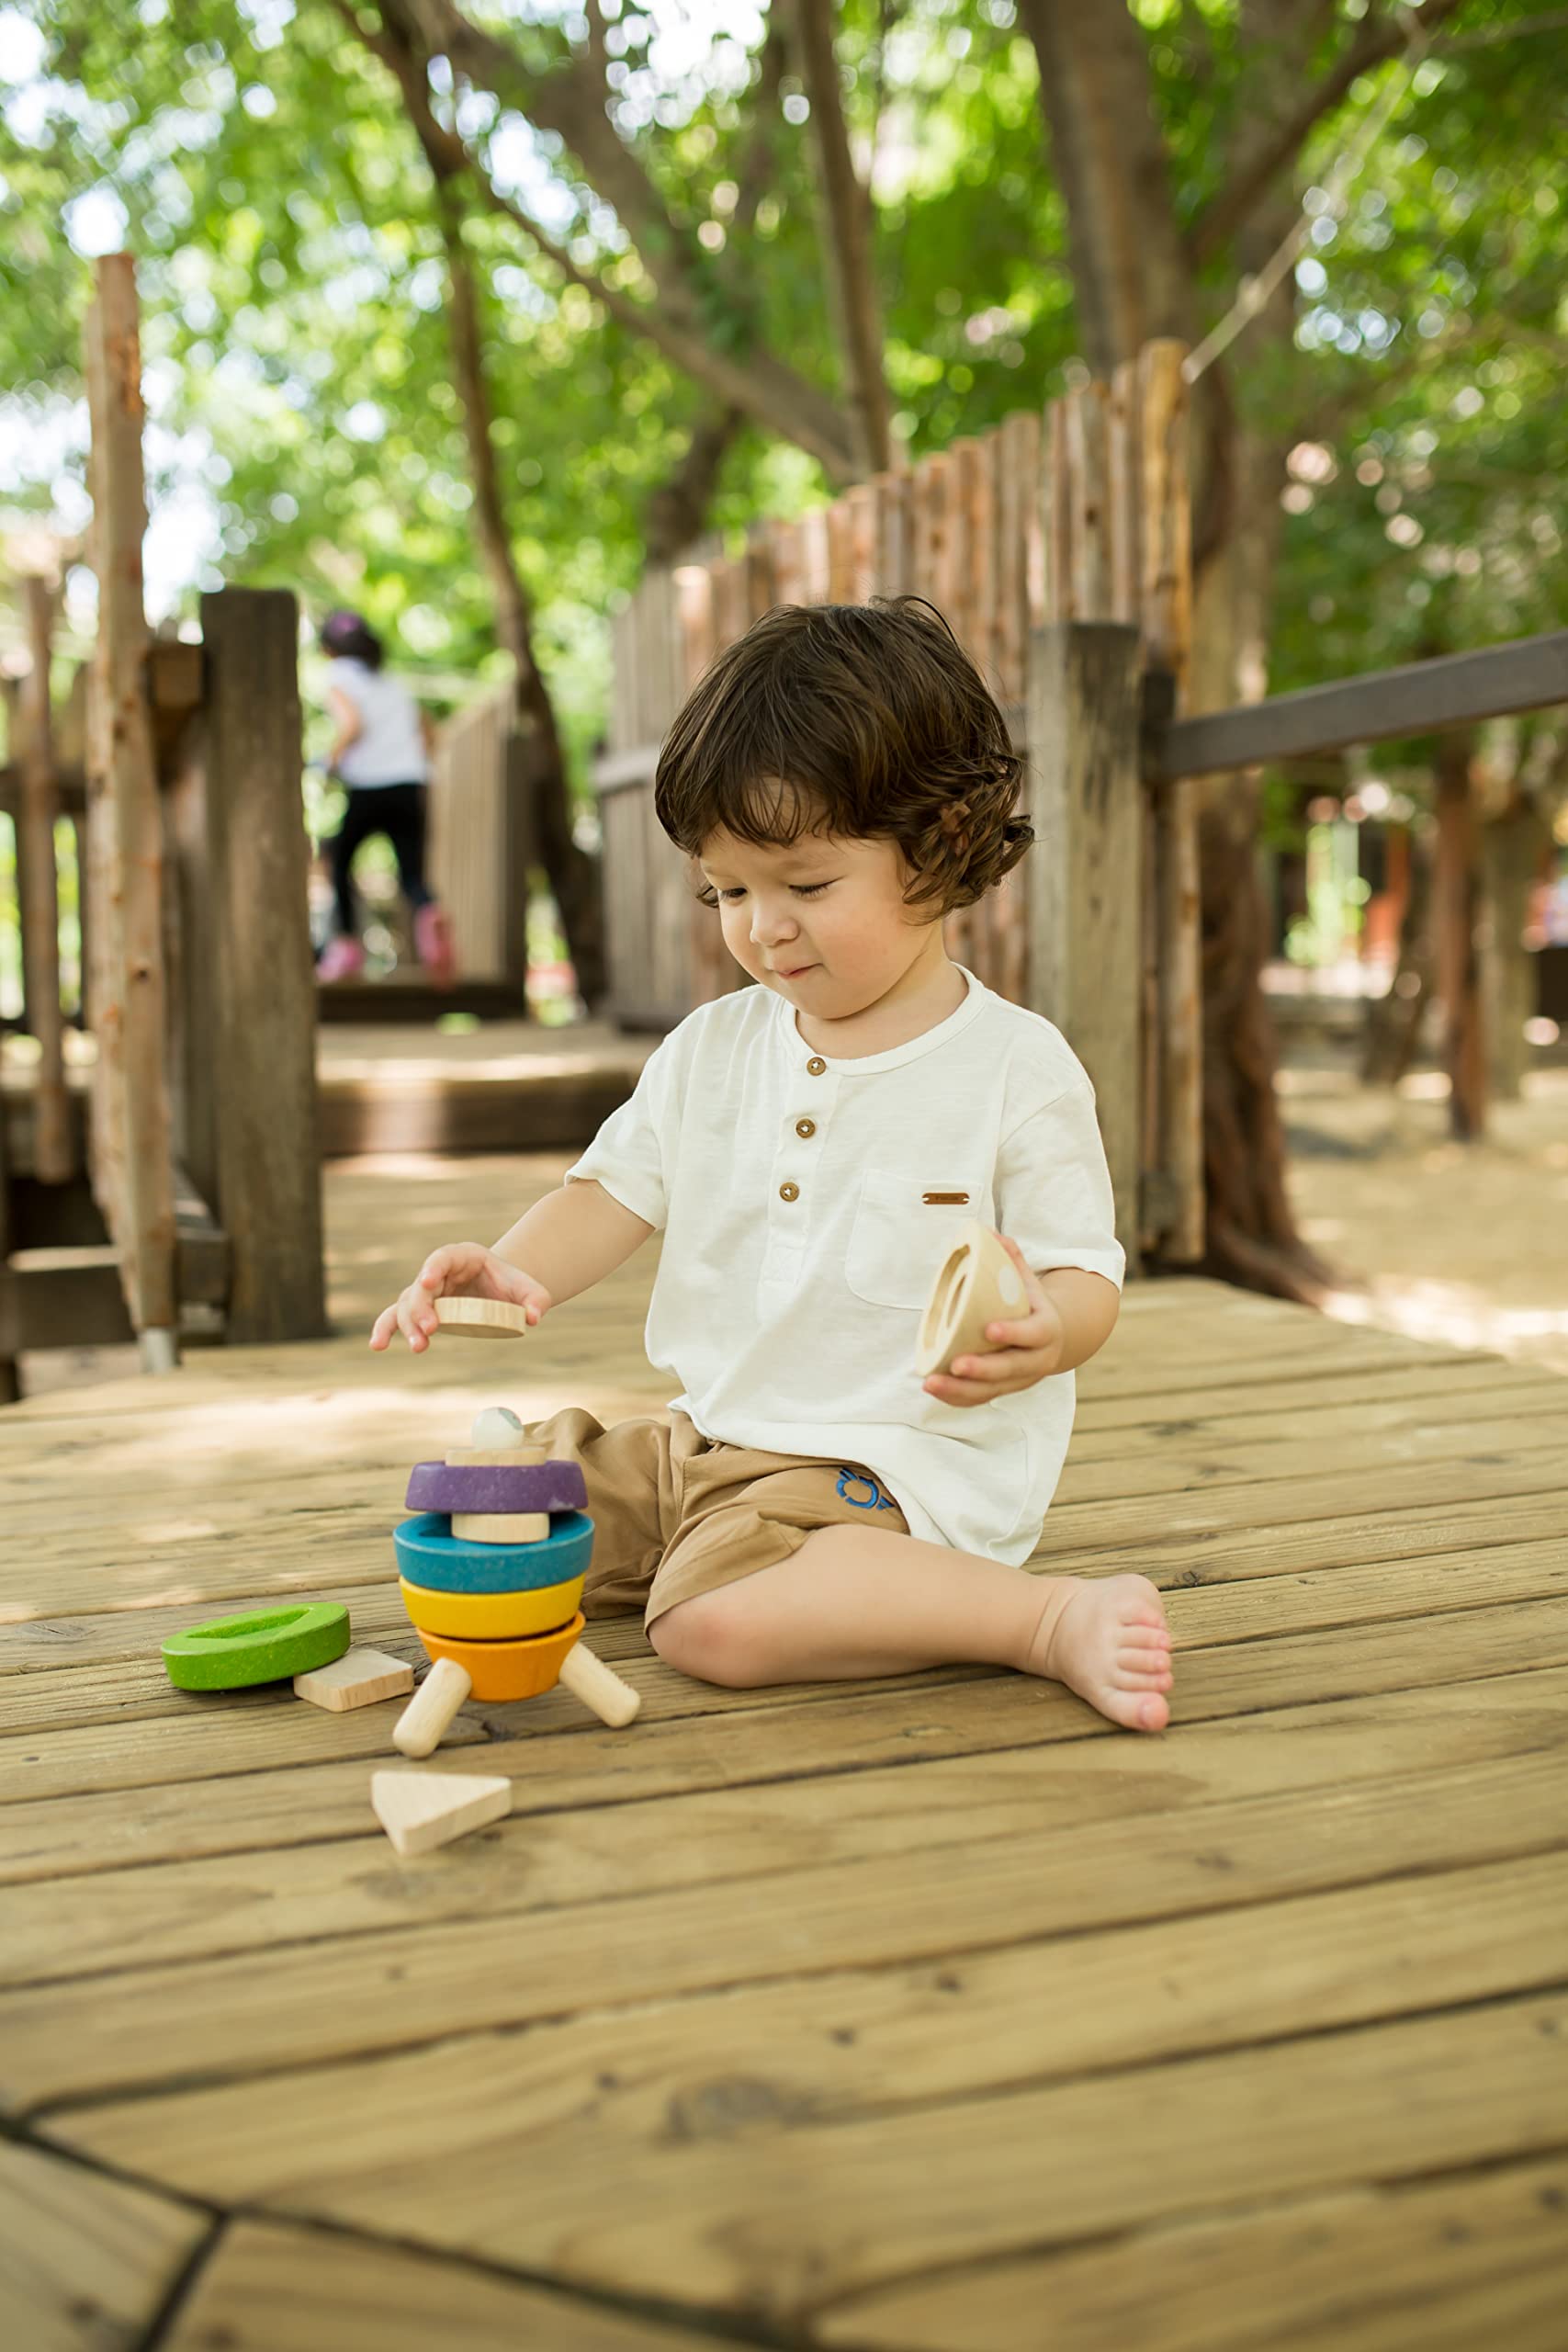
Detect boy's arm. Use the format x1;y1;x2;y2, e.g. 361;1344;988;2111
492;1179;655;1307
1036;1265;1121;1374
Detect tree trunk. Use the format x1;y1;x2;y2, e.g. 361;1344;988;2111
1433;730;1485;1140
436;189;608;1008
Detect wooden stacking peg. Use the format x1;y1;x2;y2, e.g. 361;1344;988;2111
451;1510;550;1544
558;1639;641;1728
915;1218;1031;1378
392;1655;472;1757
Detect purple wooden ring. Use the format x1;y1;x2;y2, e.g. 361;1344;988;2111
404;1458;588;1514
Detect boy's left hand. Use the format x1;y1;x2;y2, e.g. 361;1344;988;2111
921;1232;1066;1407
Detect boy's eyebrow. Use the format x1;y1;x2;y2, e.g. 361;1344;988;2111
697;849;836;876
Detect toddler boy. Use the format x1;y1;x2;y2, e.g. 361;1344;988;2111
372;598;1173;1732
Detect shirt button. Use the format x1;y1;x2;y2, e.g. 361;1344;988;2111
795;1118;817;1139
779;1182;799;1202
807;1056;827;1075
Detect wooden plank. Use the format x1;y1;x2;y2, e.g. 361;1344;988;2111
825;497;856;603
1065;380;1112;617
673;562;716;691
9;1391;1556;1636
1160;628;1568;780
845;481;876;603
873;469;913;598
798;505;831;603
824;2154;1568;2351
0;1692;491;1807
161;2217;725;2352
1024;623;1143;1260
51;1847;1568;2220
1106;358;1141;627
7;1654;1564;1889
198;588;327;1340
0;2139;209;2350
10;1655;1568;2109
17;576;72;1182
1138;340;1202;1267
11;1669;1568;1989
108;1991;1556;2330
82;254;178;1341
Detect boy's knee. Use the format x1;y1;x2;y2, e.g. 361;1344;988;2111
649;1585;768;1687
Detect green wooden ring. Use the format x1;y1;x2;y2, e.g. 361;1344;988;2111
162;1602;352;1690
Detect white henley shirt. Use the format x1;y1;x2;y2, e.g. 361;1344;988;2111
562;961;1125;1567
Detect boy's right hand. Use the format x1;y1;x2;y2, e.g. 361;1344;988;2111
369;1245;552;1353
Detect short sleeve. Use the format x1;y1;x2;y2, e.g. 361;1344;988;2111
993;1085;1126;1292
561;1043;671;1232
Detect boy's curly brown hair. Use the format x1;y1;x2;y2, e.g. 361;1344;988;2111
653;596;1034;919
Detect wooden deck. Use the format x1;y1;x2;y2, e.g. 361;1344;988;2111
4;1147;1568;2351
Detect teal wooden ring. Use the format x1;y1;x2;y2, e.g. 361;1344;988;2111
392;1510;594;1594
162;1602;351;1690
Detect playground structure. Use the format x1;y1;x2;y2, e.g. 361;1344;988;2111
3;252;1566;1384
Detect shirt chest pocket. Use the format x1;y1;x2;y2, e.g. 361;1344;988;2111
843;1168;993;1311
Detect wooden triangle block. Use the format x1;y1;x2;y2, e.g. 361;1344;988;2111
370;1769;512;1858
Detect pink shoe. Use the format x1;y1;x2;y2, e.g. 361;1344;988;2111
414;902;456;988
317;935;366;982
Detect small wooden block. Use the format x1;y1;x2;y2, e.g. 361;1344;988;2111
444;1444;549;1468
293;1645;415;1713
370;1768;512;1857
450;1510;550;1544
431;1297;531;1340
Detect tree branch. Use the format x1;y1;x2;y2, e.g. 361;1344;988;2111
1188;0;1472;266
784;0;891;476
377;0;860;478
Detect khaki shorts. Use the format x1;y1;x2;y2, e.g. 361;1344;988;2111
511;1405;911;1629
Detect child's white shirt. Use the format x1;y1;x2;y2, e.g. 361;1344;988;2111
562;962;1124;1566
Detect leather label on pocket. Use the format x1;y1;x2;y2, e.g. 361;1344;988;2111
921;1191;970;1205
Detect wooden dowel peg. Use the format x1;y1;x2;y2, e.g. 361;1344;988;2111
558;1639;641;1728
393;1656;472;1757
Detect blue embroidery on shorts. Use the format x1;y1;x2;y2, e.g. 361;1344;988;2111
837;1468;897;1513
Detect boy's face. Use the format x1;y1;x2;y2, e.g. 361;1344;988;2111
697;815;944;1009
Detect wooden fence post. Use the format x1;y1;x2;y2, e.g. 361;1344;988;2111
1138;338;1203;1266
83;252;178;1363
1024;623;1144;1270
197;588;328;1341
18;577;73;1182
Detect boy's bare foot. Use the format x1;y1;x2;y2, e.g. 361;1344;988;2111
1026;1572;1173;1733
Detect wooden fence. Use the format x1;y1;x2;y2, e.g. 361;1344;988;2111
0;254;326;1386
427;679;535;991
592;344;1202;1275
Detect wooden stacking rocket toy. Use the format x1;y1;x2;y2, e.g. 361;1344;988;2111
391;1404;640;1757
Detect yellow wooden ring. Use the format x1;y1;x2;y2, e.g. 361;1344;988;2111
418;1613;584;1702
399;1574;583;1642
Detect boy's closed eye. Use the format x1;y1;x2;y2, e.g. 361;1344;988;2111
715;882;833;901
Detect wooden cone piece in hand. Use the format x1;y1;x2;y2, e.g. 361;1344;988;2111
915;1219;1031;1378
392;1655;472;1757
558;1637;640;1728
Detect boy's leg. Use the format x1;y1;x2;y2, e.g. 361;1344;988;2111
649;1521;1174;1734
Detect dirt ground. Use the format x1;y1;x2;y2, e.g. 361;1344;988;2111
1277;1051;1568;1376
